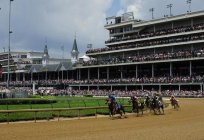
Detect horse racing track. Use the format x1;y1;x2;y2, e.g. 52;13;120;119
0;98;204;140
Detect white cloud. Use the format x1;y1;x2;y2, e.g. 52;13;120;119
119;0;143;19
117;0;204;20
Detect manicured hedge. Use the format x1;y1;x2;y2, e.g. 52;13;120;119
0;98;57;105
83;94;93;97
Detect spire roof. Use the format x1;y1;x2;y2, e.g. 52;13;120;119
71;38;79;53
44;44;49;55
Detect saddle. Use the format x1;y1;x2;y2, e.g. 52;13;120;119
115;104;121;111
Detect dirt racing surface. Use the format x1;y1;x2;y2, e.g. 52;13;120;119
0;98;204;140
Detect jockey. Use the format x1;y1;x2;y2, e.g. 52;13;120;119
108;94;120;111
108;94;116;103
130;95;138;101
170;95;178;104
170;95;175;101
145;95;150;100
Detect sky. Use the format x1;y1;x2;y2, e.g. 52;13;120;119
0;0;204;59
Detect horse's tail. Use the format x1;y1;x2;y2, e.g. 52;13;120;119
120;104;125;114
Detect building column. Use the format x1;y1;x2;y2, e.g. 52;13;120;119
67;71;69;80
191;44;194;52
23;73;25;82
88;68;90;80
159;85;161;93
78;69;81;80
178;85;181;92
45;71;47;81
120;67;123;79
153;25;156;32
171;22;174;29
16;73;18;81
107;67;109;80
191;18;194;26
152;64;154;78
200;84;203;93
76;70;78;80
170;63;172;77
38;73;39;81
98;67;100;80
125;85;127;91
62;70;64;80
135;65;138;79
58;71;59;81
31;72;33;82
190;61;192;76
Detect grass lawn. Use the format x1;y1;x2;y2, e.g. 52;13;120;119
0;96;132;122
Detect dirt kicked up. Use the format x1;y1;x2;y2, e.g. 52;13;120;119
0;98;204;140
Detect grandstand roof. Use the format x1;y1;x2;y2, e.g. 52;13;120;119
28;62;73;73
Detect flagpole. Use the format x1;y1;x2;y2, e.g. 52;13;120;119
7;0;14;88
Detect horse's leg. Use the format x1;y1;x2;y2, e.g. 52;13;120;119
153;108;157;115
162;106;164;114
177;103;180;109
136;108;139;116
108;108;112;117
122;106;125;115
141;107;143;115
120;110;123;118
158;107;161;114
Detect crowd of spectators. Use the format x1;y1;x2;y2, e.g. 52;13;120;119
1;75;204;86
86;23;204;54
0;55;11;60
105;23;204;44
65;76;204;84
83;48;204;66
14;61;31;65
1;86;203;98
23;89;204;98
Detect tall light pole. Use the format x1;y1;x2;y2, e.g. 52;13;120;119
7;0;14;88
61;45;64;59
187;0;192;13
149;8;154;19
167;4;173;16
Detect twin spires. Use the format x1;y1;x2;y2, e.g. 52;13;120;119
41;36;79;65
42;44;49;66
71;37;79;64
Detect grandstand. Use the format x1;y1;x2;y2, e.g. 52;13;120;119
72;10;204;97
1;10;204;98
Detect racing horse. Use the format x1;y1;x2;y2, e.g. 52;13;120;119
105;98;125;118
129;96;144;116
170;98;180;110
152;97;164;114
146;97;164;115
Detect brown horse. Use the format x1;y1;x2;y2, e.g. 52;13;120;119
105;99;125;118
129;97;144;116
170;98;180;110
